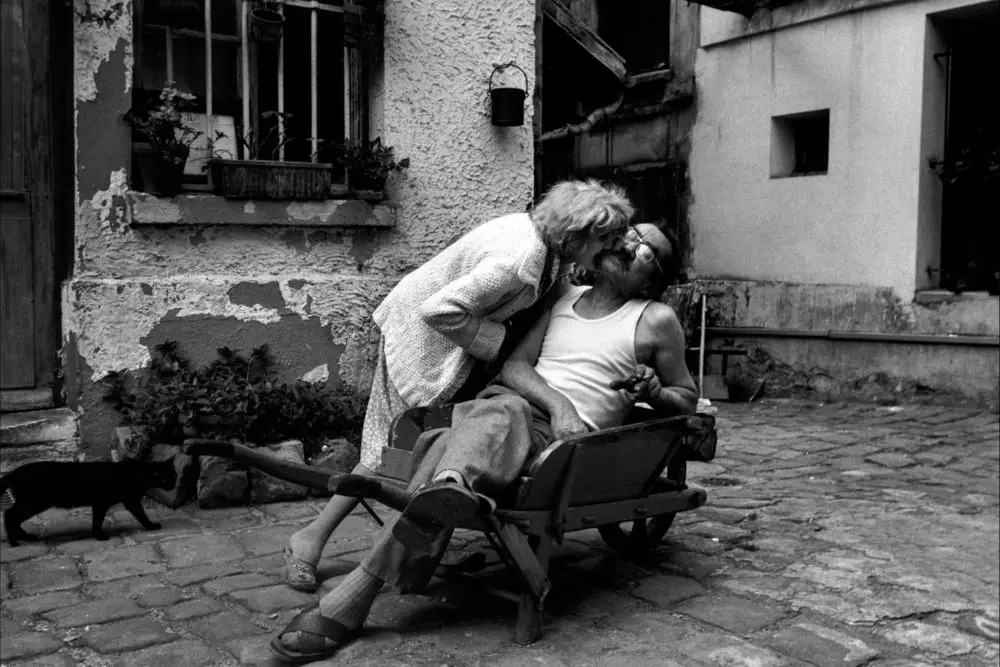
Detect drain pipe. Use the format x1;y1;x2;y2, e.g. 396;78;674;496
706;327;1000;348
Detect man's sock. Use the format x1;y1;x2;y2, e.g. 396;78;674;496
281;565;384;651
318;565;384;630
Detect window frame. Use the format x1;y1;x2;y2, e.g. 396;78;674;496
131;0;379;196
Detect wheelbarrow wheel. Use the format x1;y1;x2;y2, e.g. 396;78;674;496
598;513;676;554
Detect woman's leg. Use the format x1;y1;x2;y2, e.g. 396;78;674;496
284;336;404;582
286;462;375;566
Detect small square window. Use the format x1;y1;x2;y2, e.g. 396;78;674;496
770;109;830;178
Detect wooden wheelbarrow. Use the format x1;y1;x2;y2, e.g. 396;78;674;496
185;406;717;644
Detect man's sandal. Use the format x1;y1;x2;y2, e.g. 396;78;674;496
269;604;356;663
392;479;484;548
282;548;318;593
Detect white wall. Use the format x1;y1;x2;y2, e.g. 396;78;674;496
689;0;983;299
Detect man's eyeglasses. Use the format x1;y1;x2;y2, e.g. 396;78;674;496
625;227;664;274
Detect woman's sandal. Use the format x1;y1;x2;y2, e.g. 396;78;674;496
269;604;355;663
282;547;318;593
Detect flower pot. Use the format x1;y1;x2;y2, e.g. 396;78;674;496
210;159;333;199
133;144;189;197
249;8;285;43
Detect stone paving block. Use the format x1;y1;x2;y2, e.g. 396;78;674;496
136;585;185;608
129;516;202;543
190;506;261;532
0;562;9;599
710;497;777;510
51;536;125;556
0;631;63;662
109;638;224;667
201;572;280;596
675;629;795;666
687;521;753;541
632;575;704;607
866;452;916;468
163;560;243;586
958;612;1000;642
42;597;145;628
85;574;165;600
656;549;726;582
695;506;754;525
676;593;787;635
187;610;268;643
225;634;281;666
82;616;178;653
256;500;319;522
232;523;299;556
879;620;980;657
565;555;656;588
10;556;82;594
83;544;165;581
0;590;85;617
159;533;245;568
229;584;315;613
241;551;288;574
3;652;77;667
164;597;225;621
767;622;879;667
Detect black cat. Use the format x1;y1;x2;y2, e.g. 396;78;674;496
0;459;177;546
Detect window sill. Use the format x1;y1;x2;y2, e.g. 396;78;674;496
770;171;828;179
915;290;999;305
131;193;397;228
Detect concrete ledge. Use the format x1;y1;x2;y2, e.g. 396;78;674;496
1;408;79;446
131;194;398;228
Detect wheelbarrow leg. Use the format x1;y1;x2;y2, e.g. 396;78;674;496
487;518;553;645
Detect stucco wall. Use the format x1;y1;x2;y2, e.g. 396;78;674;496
65;0;534;458
689;0;981;299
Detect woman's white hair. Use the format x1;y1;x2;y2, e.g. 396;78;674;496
530;179;634;258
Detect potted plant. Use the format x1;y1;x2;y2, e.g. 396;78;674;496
126;84;202;197
336;137;410;199
209;111;335;199
249;0;285;43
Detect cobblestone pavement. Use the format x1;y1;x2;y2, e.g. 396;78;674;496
1;399;998;666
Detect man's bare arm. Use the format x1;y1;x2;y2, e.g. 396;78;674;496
631;303;699;416
497;287;590;437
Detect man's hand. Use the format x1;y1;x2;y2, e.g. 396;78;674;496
550;400;590;440
611;364;664;403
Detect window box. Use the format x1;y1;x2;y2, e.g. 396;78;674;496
209;159;335;200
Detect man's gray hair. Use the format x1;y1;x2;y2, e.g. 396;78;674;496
530;180;634;258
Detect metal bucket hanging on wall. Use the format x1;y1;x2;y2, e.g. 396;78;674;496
489;62;528;127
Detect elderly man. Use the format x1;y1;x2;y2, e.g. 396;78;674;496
271;223;698;663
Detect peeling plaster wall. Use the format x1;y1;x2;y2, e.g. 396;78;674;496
66;0;534;458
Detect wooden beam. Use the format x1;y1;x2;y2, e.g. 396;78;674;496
624;67;674;88
541;0;626;83
537;92;623;143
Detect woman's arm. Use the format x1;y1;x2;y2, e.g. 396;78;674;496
419;258;525;362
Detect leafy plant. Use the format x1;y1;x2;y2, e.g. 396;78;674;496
103;341;364;459
335;137;410;189
212;111;335;163
125;83;204;164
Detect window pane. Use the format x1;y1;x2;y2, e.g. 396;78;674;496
144;0;238;35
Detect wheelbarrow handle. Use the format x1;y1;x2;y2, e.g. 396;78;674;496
182;439;411;511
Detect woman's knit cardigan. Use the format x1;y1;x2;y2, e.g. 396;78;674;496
373;212;560;407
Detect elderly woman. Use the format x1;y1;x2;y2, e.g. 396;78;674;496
283;179;635;592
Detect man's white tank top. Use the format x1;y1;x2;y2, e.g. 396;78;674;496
534;285;651;431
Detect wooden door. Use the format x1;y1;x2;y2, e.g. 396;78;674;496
1;0;56;390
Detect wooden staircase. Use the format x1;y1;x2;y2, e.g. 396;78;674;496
0;389;79;475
